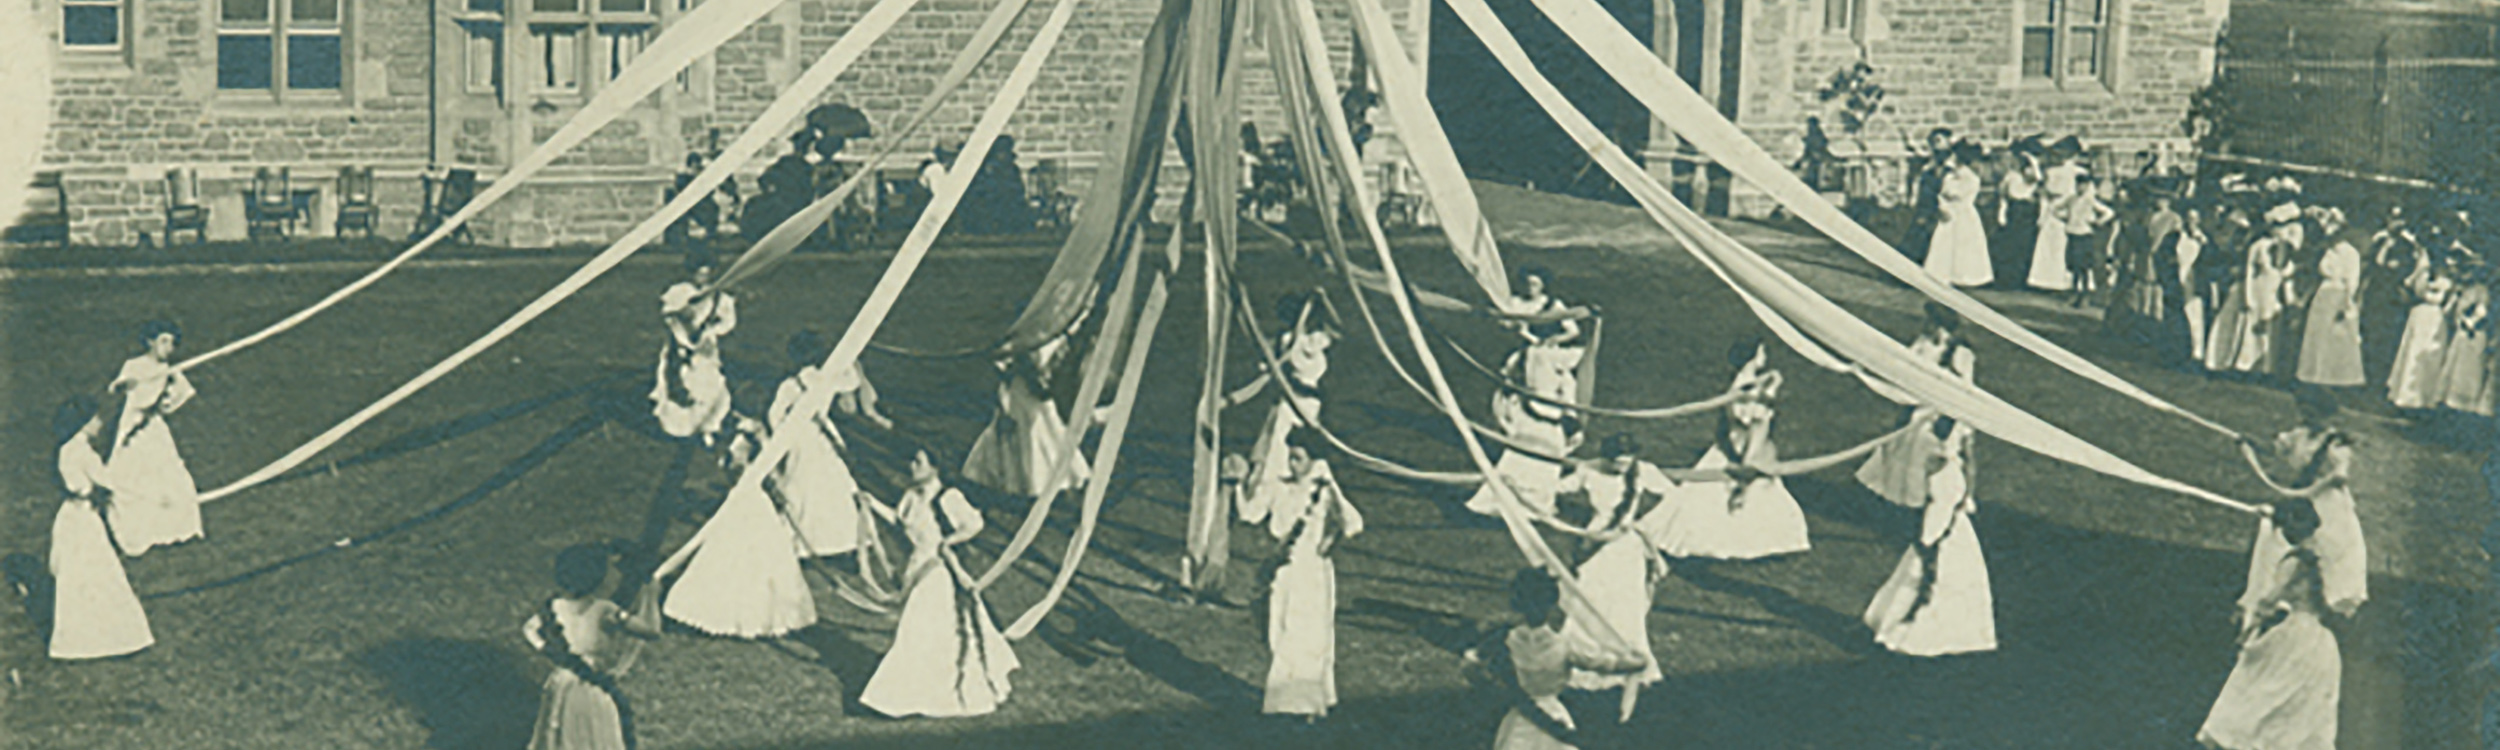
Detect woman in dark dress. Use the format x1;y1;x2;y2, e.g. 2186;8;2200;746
1993;136;2046;288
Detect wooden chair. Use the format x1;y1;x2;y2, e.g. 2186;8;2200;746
334;166;377;237
162;167;209;245
245;166;295;240
5;171;70;247
411;168;477;244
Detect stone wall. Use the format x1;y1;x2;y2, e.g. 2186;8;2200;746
33;0;433;245
1710;0;2225;215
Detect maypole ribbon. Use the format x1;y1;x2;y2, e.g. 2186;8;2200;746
658;0;1092;584
1326;0;1645;663
1447;0;2260;516
175;0;787;374
1525;0;2244;442
197;0;926;503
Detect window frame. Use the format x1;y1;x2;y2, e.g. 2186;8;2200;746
521;0;655;99
2017;0;2118;91
1823;0;1861;38
213;0;351;104
61;0;129;52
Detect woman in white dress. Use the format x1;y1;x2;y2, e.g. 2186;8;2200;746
1861;415;1995;657
2385;257;2454;411
106;320;201;557
2026;137;2087;291
860;448;1020;718
1225;292;1338;526
2200;386;2367;749
657;421;817;638
2206;206;2301;375
1542;433;1678;723
651;255;739;447
962;341;1076;498
1653;338;1811;560
1465;348;1579;518
523;544;649;750
1259;428;1363;722
1857;303;1976;508
770;330;886;560
49;396;153;660
1922;143;1994;287
2295;212;2368;387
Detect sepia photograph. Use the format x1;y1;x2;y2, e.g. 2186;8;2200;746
0;0;2492;745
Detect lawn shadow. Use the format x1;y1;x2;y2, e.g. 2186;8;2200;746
357;638;540;750
778;623;889;715
1032;582;1264;714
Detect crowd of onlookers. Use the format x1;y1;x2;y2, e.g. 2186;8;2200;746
1887;126;2496;419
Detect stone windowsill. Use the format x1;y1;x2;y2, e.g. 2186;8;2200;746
211;90;356;113
55;49;137;78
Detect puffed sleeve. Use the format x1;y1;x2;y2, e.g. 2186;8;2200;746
937;488;985;539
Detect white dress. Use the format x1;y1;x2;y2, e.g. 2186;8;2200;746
650;285;738;440
962;348;1075;498
662;477;817;638
1466;349;1579;518
861;483;1020;718
1861;426;1995;657
1246;331;1331;522
1652;401;1811;560
1263;460;1363;716
51;437;153;660
1922;167;1993;287
2386;272;2453;409
771;365;866;557
1560;461;1675;690
105;355;202;556
2027;163;2084;290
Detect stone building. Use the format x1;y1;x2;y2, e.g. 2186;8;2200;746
21;0;2219;246
24;0;1429;247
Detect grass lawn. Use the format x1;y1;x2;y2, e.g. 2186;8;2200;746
0;183;2487;748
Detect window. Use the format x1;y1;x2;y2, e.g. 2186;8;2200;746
522;0;651;97
1823;0;1857;35
601;25;648;80
2021;0;2110;86
465;30;501;94
533;27;580;92
63;0;125;50
218;0;345;93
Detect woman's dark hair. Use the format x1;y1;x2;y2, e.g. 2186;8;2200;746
2294;384;2339;425
1925;126;1954;142
139;320;182;345
1931;414;1960;441
2051;135;2085;156
1285;426;1332;458
2273;497;2321;545
2011;135;2045;156
1508;567;1561;622
52;394;100;447
1599;432;1640;459
555;544;612;597
1923;302;1963;335
1950;141;1985;166
1726;335;1765;370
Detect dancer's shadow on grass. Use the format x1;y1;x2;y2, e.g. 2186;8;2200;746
1033;582;1264;714
778;623;892;716
1341;597;1496;655
357;638;539;750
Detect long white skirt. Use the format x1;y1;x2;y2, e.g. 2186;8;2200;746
1265;552;1338;715
651;351;732;440
1465;450;1564;518
1650;446;1810;559
2197;609;2339;750
2027;215;2073;290
105;421;201;557
1923;202;1994;287
50;500;153;660
1861;508;1995;657
664;483;817;638
1563;533;1661;690
861;555;1020;718
962;386;1073;498
777;426;863;557
2386;303;2450;409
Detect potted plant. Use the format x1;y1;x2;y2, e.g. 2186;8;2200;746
1813;59;1887;219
